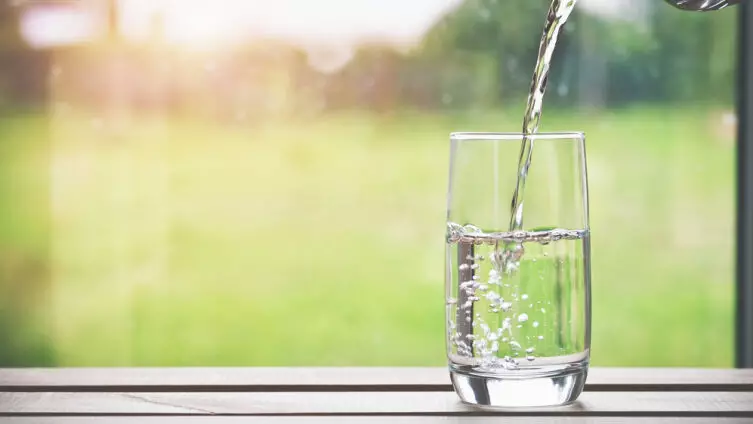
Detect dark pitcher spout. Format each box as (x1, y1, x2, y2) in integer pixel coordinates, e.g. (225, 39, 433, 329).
(665, 0, 742, 11)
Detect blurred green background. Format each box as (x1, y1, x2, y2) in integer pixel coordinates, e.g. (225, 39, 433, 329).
(0, 0, 736, 366)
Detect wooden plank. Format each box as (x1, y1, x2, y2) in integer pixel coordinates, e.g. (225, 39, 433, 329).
(1, 417, 751, 424)
(0, 368, 751, 392)
(1, 391, 752, 417)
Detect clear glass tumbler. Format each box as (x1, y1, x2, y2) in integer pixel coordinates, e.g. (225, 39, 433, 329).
(445, 132, 591, 408)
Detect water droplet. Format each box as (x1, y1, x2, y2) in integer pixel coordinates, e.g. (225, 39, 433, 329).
(521, 294, 529, 300)
(532, 321, 540, 328)
(458, 263, 469, 271)
(470, 263, 480, 270)
(518, 313, 529, 323)
(475, 313, 481, 318)
(529, 304, 533, 308)
(526, 347, 535, 354)
(501, 337, 509, 343)
(538, 335, 544, 340)
(446, 297, 457, 305)
(501, 302, 512, 312)
(485, 291, 500, 302)
(541, 308, 546, 313)
(509, 341, 521, 350)
(526, 355, 536, 361)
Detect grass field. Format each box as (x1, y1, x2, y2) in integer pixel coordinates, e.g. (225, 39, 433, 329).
(0, 106, 735, 366)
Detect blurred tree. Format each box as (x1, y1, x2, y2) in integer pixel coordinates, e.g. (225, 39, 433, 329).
(0, 0, 54, 366)
(421, 0, 569, 104)
(417, 0, 735, 108)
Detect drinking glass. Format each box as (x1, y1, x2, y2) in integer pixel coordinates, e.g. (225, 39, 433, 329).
(445, 132, 590, 408)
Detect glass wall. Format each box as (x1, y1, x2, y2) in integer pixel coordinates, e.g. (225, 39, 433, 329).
(0, 0, 735, 366)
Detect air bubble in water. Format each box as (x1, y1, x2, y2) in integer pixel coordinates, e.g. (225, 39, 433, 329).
(541, 308, 546, 313)
(446, 297, 457, 305)
(518, 313, 529, 323)
(459, 281, 473, 289)
(521, 294, 529, 300)
(501, 302, 512, 312)
(509, 341, 521, 350)
(470, 264, 480, 270)
(532, 321, 540, 328)
(485, 291, 500, 302)
(526, 347, 535, 354)
(538, 335, 544, 340)
(526, 355, 536, 361)
(458, 263, 469, 271)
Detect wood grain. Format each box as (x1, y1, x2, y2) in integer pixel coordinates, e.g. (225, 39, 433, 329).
(0, 368, 751, 392)
(1, 391, 752, 417)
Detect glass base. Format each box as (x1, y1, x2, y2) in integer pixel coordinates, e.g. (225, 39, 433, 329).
(450, 364, 588, 408)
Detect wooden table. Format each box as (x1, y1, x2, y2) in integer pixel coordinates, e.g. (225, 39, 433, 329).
(1, 367, 752, 422)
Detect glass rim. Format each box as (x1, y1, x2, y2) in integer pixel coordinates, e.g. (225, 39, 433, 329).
(450, 132, 585, 141)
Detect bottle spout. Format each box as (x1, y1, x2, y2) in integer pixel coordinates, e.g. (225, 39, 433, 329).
(665, 0, 741, 11)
